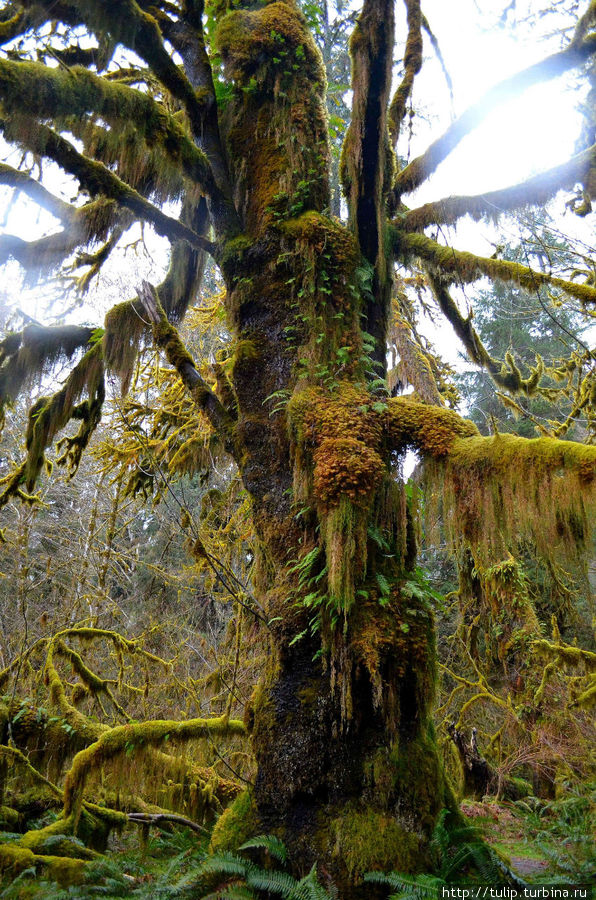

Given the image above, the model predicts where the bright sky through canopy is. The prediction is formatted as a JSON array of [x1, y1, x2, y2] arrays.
[[409, 0, 586, 205]]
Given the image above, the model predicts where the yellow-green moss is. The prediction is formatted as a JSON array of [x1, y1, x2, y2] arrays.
[[329, 808, 424, 878], [209, 790, 258, 852], [427, 431, 596, 563]]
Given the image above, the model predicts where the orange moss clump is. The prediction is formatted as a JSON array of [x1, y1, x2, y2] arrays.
[[314, 437, 384, 505]]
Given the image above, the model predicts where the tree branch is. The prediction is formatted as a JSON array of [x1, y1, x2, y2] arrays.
[[63, 714, 246, 818], [426, 271, 550, 396], [388, 0, 423, 146], [396, 229, 596, 306], [0, 119, 216, 257], [393, 33, 596, 199], [0, 57, 216, 196], [401, 144, 596, 230], [137, 281, 237, 445], [0, 162, 74, 223]]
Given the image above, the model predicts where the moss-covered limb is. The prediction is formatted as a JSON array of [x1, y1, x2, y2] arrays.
[[0, 842, 87, 885], [426, 273, 552, 398], [401, 143, 596, 231], [0, 323, 96, 419], [397, 229, 596, 306], [0, 744, 63, 800], [54, 641, 131, 721], [0, 195, 125, 279], [62, 715, 245, 819], [0, 58, 216, 195], [388, 0, 423, 146], [0, 11, 26, 44], [137, 281, 237, 448], [384, 395, 479, 457], [572, 0, 596, 47], [58, 0, 238, 235], [531, 639, 596, 671], [0, 162, 75, 223], [44, 637, 108, 745], [1, 118, 216, 258], [392, 33, 596, 199], [161, 7, 237, 236], [128, 810, 208, 834], [428, 431, 596, 564]]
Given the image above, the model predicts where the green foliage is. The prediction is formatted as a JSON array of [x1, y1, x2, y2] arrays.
[[192, 836, 334, 899], [363, 810, 524, 899], [511, 782, 596, 881]]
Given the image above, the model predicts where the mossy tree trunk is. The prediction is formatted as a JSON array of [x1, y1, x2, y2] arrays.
[[206, 2, 452, 889], [1, 0, 596, 894]]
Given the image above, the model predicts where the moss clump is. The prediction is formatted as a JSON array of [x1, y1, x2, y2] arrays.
[[0, 843, 86, 886], [209, 791, 258, 853], [329, 807, 425, 879], [216, 2, 324, 85], [385, 395, 478, 457]]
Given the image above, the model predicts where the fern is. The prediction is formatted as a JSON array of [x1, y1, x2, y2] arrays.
[[364, 809, 525, 899], [239, 834, 288, 864], [364, 871, 444, 900], [188, 836, 333, 900]]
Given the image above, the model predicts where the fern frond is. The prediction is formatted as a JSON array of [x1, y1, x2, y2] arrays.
[[196, 852, 252, 879], [291, 865, 334, 899], [239, 834, 289, 864], [364, 871, 445, 899], [245, 867, 299, 896]]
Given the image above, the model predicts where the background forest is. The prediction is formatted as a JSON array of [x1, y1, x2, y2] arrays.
[[0, 0, 594, 897]]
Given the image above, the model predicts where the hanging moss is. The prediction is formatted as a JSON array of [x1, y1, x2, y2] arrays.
[[425, 431, 596, 564]]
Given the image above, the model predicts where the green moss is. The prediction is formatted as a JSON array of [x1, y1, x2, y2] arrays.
[[209, 790, 258, 852], [329, 807, 425, 878], [427, 430, 596, 563], [0, 805, 21, 830]]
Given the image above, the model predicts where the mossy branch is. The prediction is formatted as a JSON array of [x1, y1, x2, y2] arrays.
[[0, 324, 96, 420], [0, 162, 75, 223], [388, 0, 422, 146], [401, 143, 596, 230], [63, 714, 245, 819], [138, 281, 237, 446], [0, 118, 216, 257], [0, 56, 218, 196], [0, 744, 63, 800], [427, 430, 596, 564], [426, 273, 550, 397], [392, 33, 596, 198], [397, 229, 596, 306]]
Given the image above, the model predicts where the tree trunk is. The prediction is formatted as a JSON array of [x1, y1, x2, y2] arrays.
[[206, 5, 452, 889]]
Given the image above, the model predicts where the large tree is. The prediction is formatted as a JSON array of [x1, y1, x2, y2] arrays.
[[0, 0, 595, 894]]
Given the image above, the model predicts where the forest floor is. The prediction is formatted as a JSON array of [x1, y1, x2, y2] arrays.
[[461, 796, 594, 883], [0, 792, 593, 898]]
